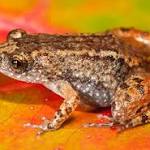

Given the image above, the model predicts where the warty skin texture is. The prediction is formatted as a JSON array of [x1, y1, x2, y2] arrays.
[[0, 28, 150, 133], [0, 29, 130, 107]]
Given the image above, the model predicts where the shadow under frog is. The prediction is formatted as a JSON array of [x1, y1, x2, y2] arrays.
[[0, 73, 63, 108]]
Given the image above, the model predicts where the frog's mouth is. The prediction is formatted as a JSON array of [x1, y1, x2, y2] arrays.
[[0, 63, 42, 84]]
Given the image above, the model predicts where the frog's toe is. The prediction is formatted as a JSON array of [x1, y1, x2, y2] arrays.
[[83, 113, 114, 128], [83, 122, 114, 128], [97, 114, 113, 121], [24, 117, 57, 135]]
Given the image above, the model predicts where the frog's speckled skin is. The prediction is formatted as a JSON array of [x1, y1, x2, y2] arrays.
[[0, 28, 150, 133]]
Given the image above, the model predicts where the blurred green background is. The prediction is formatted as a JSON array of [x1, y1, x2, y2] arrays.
[[0, 0, 150, 33], [49, 0, 150, 32]]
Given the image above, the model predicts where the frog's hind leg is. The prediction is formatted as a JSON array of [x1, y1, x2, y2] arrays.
[[121, 109, 150, 130], [112, 27, 150, 50], [112, 72, 150, 130], [112, 27, 150, 45]]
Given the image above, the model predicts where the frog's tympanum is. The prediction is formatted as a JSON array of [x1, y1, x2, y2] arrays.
[[0, 28, 150, 134]]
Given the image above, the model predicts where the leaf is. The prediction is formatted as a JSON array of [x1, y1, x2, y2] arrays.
[[0, 0, 150, 150]]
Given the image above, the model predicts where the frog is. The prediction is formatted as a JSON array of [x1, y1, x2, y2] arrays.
[[0, 27, 150, 134]]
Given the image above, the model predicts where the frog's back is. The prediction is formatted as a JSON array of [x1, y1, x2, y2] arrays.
[[13, 31, 125, 54], [37, 33, 130, 108], [13, 29, 150, 60], [13, 30, 142, 108], [7, 29, 150, 108]]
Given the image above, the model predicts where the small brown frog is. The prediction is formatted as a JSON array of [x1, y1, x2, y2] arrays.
[[0, 27, 150, 134]]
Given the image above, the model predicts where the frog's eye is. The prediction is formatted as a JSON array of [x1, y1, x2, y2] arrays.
[[11, 59, 23, 69], [7, 29, 26, 41], [10, 56, 28, 73]]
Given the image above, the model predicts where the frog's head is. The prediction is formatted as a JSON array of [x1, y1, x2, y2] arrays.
[[0, 29, 45, 83]]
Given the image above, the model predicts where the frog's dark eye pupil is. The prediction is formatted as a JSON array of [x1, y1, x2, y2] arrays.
[[11, 59, 22, 69], [10, 55, 30, 73]]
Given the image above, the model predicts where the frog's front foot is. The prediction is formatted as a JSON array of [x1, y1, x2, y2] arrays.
[[24, 117, 58, 135]]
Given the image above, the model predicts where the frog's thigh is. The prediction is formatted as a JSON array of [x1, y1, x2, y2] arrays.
[[112, 74, 150, 128], [47, 81, 80, 130], [112, 28, 150, 45]]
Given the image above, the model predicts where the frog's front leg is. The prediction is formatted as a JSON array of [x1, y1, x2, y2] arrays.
[[25, 81, 80, 134], [112, 73, 150, 130]]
